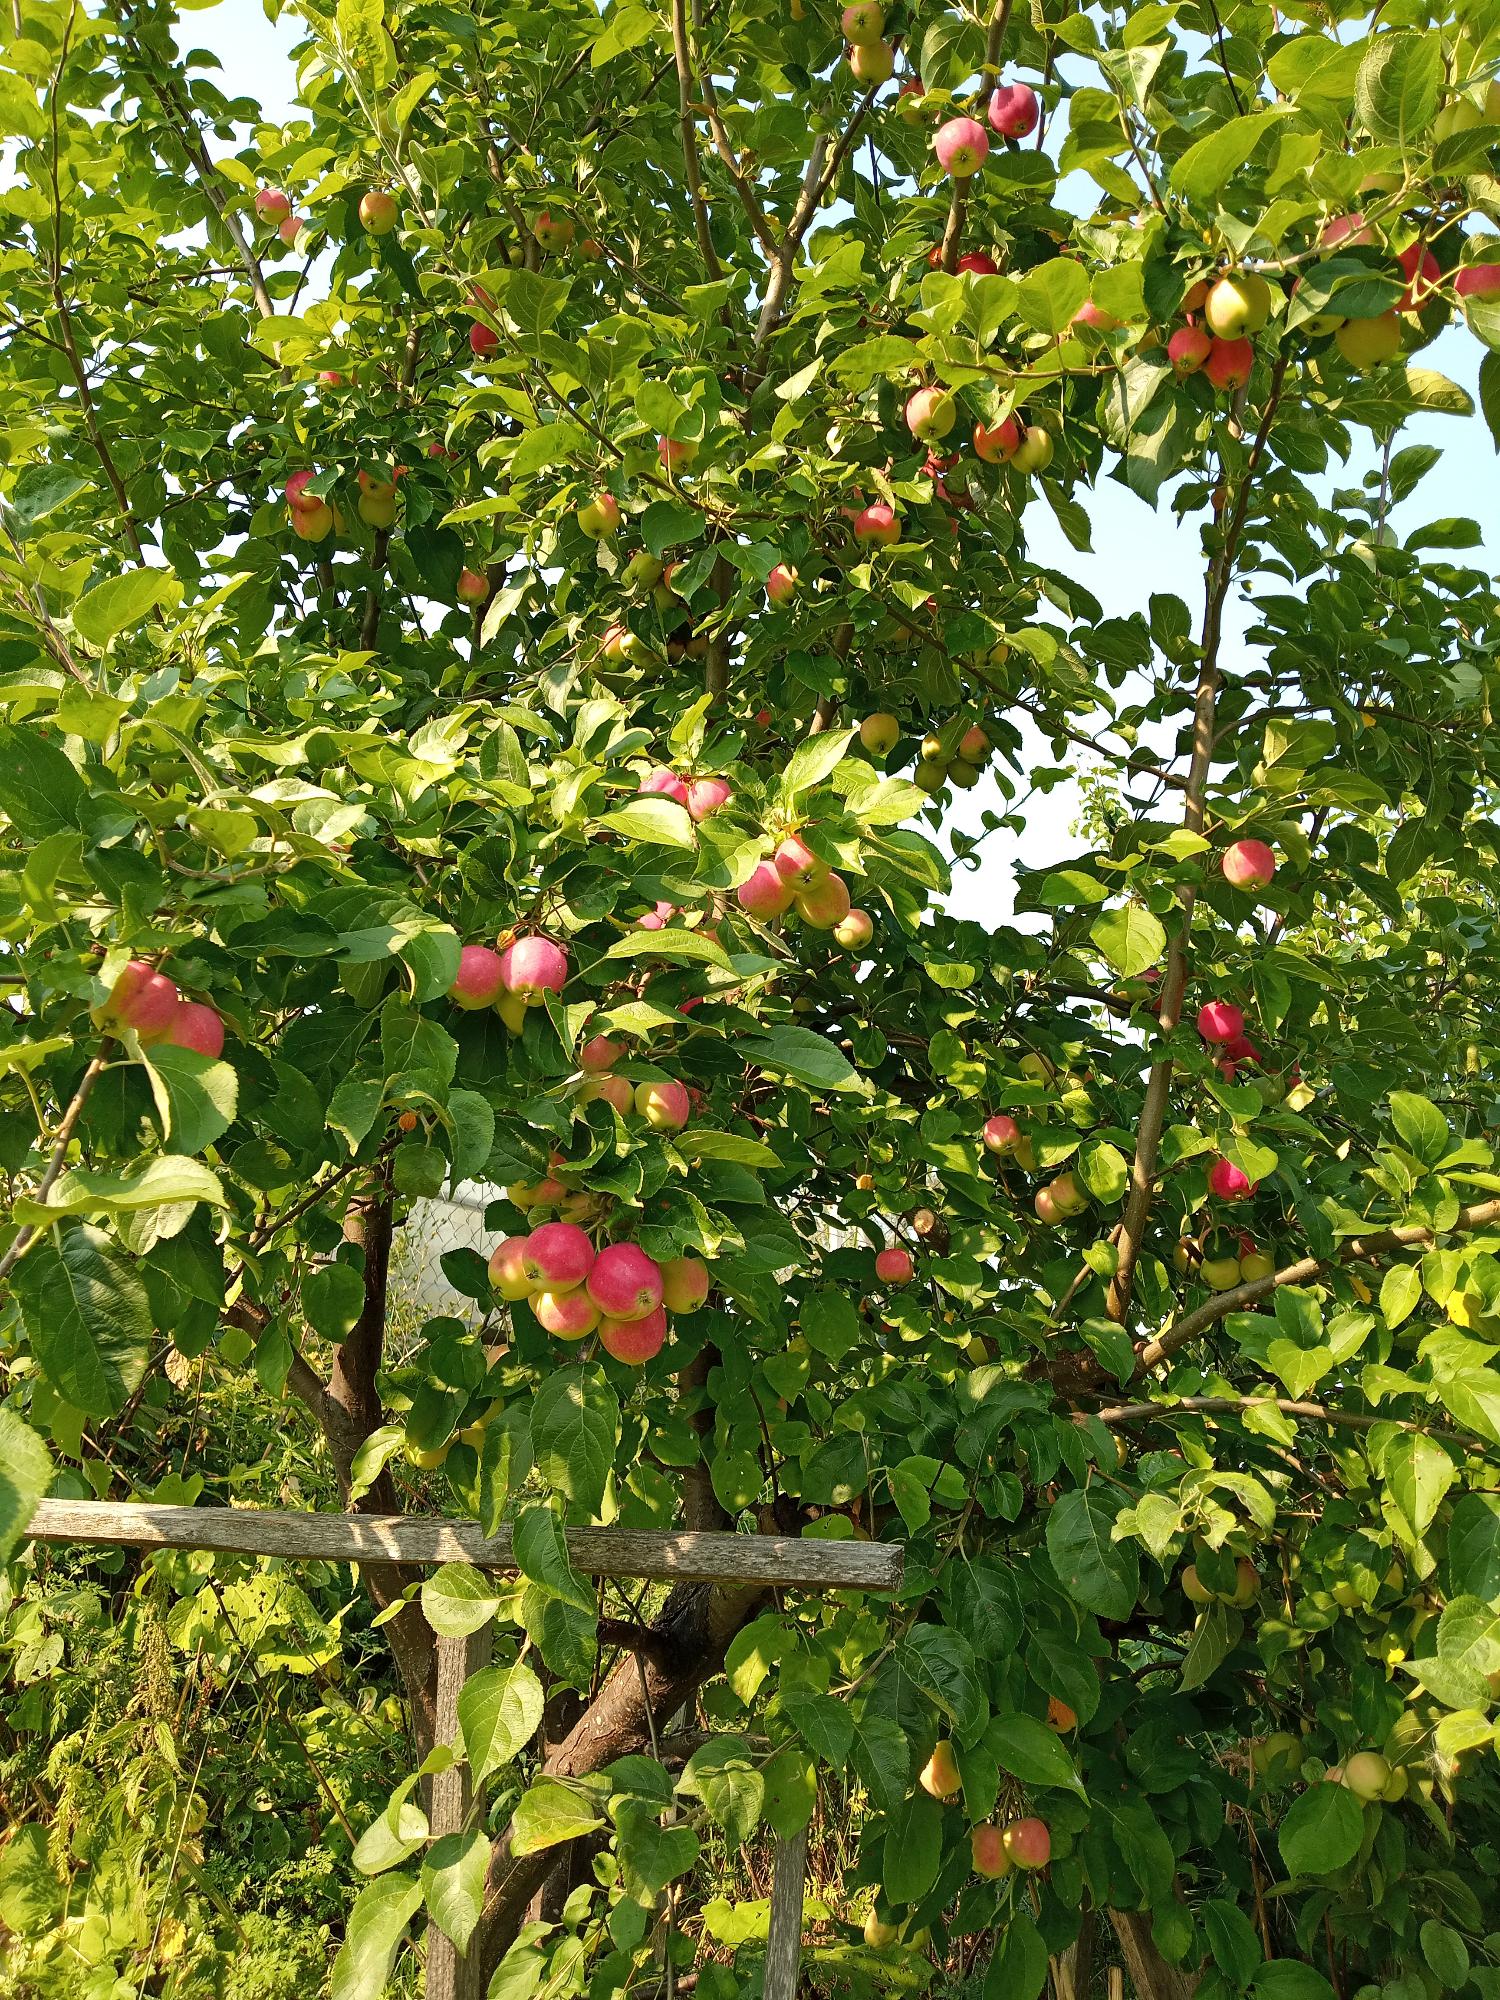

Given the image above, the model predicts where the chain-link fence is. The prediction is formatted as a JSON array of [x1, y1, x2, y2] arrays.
[[390, 1184, 503, 1325]]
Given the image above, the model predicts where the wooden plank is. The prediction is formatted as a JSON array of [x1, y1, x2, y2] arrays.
[[25, 1498, 903, 1592], [426, 1624, 492, 2000], [763, 1823, 809, 1999]]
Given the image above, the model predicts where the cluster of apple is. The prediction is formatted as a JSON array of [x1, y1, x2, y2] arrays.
[[1178, 1230, 1275, 1291], [94, 960, 226, 1058], [280, 465, 487, 599], [918, 1741, 1052, 1880], [1182, 1557, 1259, 1607], [903, 384, 1054, 482], [927, 77, 1042, 182], [252, 185, 305, 246], [916, 719, 992, 794], [1325, 1749, 1409, 1803], [737, 836, 874, 950], [447, 934, 569, 1033], [639, 766, 733, 822], [577, 1034, 694, 1132], [979, 1113, 1092, 1226], [486, 1223, 709, 1364]]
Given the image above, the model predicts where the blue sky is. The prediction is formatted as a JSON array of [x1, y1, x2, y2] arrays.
[[193, 1, 1498, 923]]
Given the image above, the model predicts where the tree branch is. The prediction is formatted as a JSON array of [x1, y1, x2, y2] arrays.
[[0, 1049, 109, 1280], [938, 0, 1015, 273], [669, 0, 722, 281], [1090, 1393, 1481, 1452]]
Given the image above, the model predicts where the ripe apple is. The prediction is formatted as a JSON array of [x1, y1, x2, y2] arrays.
[[1334, 313, 1401, 369], [1010, 425, 1053, 473], [841, 0, 884, 44], [1168, 324, 1212, 375], [522, 1221, 596, 1291], [449, 944, 507, 1009], [959, 724, 989, 762], [848, 39, 895, 84], [982, 1114, 1021, 1155], [988, 80, 1040, 138], [875, 1246, 913, 1283], [852, 501, 900, 545], [1208, 1157, 1256, 1202], [534, 210, 575, 252], [580, 1074, 633, 1113], [96, 960, 180, 1040], [635, 1078, 691, 1131], [973, 415, 1022, 462], [1002, 1818, 1050, 1869], [470, 321, 500, 358], [1320, 212, 1372, 250], [661, 1256, 710, 1313], [797, 873, 852, 928], [1197, 999, 1245, 1045], [1457, 265, 1500, 303], [587, 1242, 664, 1320], [971, 1824, 1011, 1878], [498, 935, 569, 1001], [775, 835, 826, 886], [833, 907, 874, 950], [1396, 242, 1441, 313], [457, 567, 490, 604], [919, 1741, 962, 1799], [1205, 272, 1272, 337], [599, 1305, 668, 1363], [905, 385, 956, 441], [1073, 299, 1120, 332], [859, 711, 900, 757], [278, 215, 304, 244], [164, 1000, 225, 1059], [533, 1288, 601, 1338], [738, 861, 794, 919], [488, 1236, 534, 1300], [934, 117, 989, 178], [1222, 838, 1276, 890], [254, 188, 291, 224], [956, 251, 999, 276], [686, 777, 732, 821], [658, 435, 698, 472], [641, 767, 690, 805], [576, 491, 620, 538], [766, 563, 799, 605], [1205, 337, 1253, 391], [358, 189, 399, 235]]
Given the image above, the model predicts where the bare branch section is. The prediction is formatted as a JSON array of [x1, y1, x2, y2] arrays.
[[938, 0, 1015, 273], [0, 1051, 109, 1281], [670, 0, 722, 280]]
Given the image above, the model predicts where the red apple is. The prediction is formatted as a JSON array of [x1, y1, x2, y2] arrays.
[[499, 936, 568, 1001], [469, 321, 499, 358], [635, 1078, 691, 1131], [1002, 1818, 1051, 1869], [988, 80, 1039, 138], [254, 188, 290, 225], [973, 415, 1022, 463], [1222, 838, 1276, 890], [875, 1246, 913, 1283], [96, 961, 179, 1041], [1396, 242, 1440, 314], [852, 501, 900, 545], [1197, 999, 1245, 1045], [164, 1000, 224, 1059], [1168, 324, 1212, 375], [449, 944, 507, 1010], [457, 567, 490, 604], [1208, 1157, 1256, 1202], [934, 117, 989, 178], [599, 1304, 668, 1363], [522, 1221, 597, 1291], [1205, 337, 1253, 391], [587, 1242, 664, 1320], [767, 563, 799, 605], [358, 189, 399, 235], [738, 862, 794, 919]]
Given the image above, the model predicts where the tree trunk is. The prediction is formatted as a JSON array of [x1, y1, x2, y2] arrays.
[[1053, 1906, 1098, 2000], [1108, 1910, 1197, 2000]]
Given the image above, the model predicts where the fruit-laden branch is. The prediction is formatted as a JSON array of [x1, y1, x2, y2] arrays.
[[1133, 1193, 1500, 1376], [1105, 350, 1291, 1325], [937, 0, 1014, 272], [1089, 1394, 1482, 1452], [0, 1051, 109, 1282], [476, 1574, 768, 1982]]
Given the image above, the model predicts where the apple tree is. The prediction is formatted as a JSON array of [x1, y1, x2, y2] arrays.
[[3, 0, 1500, 1992]]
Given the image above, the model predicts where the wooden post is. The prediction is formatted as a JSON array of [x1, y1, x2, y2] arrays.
[[426, 1624, 493, 2000], [762, 1823, 809, 2000]]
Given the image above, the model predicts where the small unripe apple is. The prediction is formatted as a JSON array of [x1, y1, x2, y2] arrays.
[[1434, 95, 1482, 143], [1239, 1249, 1275, 1282], [1205, 271, 1272, 338], [875, 1246, 913, 1283], [859, 711, 900, 757], [833, 907, 873, 950], [848, 38, 895, 84], [971, 1824, 1011, 1878], [934, 116, 990, 178], [1181, 1564, 1213, 1604], [1197, 999, 1245, 1045], [576, 491, 621, 538], [841, 0, 884, 44], [905, 386, 956, 442], [358, 188, 399, 235], [254, 187, 291, 224], [766, 563, 799, 605], [988, 80, 1039, 138], [973, 415, 1022, 462], [660, 1255, 710, 1313], [1002, 1818, 1050, 1869], [947, 759, 980, 788], [797, 873, 852, 928], [1204, 337, 1254, 391], [534, 210, 575, 252], [1342, 1751, 1391, 1802], [919, 1740, 962, 1799], [587, 1242, 664, 1320], [1222, 838, 1276, 890], [1227, 1558, 1259, 1607], [852, 502, 899, 545], [1334, 313, 1401, 370], [457, 567, 490, 604], [1168, 324, 1212, 375], [865, 1911, 901, 1946], [635, 1078, 691, 1131], [599, 1304, 668, 1363], [658, 435, 698, 472], [1010, 425, 1053, 474], [1201, 1252, 1242, 1290], [959, 724, 989, 762]]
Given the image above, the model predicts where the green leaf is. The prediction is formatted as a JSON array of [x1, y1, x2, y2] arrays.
[[303, 1262, 367, 1342], [12, 1226, 151, 1418], [1046, 1489, 1139, 1620], [680, 1129, 780, 1170], [0, 725, 84, 837], [1384, 1431, 1455, 1540], [513, 1505, 595, 1615], [73, 566, 178, 647], [422, 1829, 489, 1952], [458, 1661, 545, 1782], [351, 1782, 428, 1876], [1355, 30, 1442, 145], [142, 1044, 239, 1156], [0, 1824, 60, 1936], [678, 1737, 766, 1844], [1180, 1603, 1236, 1690], [1447, 1494, 1500, 1604], [1170, 109, 1284, 195], [511, 1779, 606, 1854], [1090, 905, 1166, 978], [13, 1154, 227, 1225], [1379, 1262, 1422, 1330], [1202, 1897, 1264, 1986], [780, 726, 856, 802], [984, 1909, 1049, 2000], [600, 928, 735, 970], [986, 1714, 1085, 1796], [881, 1787, 943, 1904], [738, 1025, 866, 1093], [1015, 258, 1090, 333], [329, 1871, 422, 2000], [420, 1563, 504, 1638], [529, 1365, 619, 1517], [1389, 1091, 1448, 1164], [1252, 1966, 1337, 2000], [595, 797, 698, 847], [0, 1413, 51, 1565], [900, 1625, 987, 1737], [1277, 1781, 1363, 1878], [1421, 1920, 1471, 1989]]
